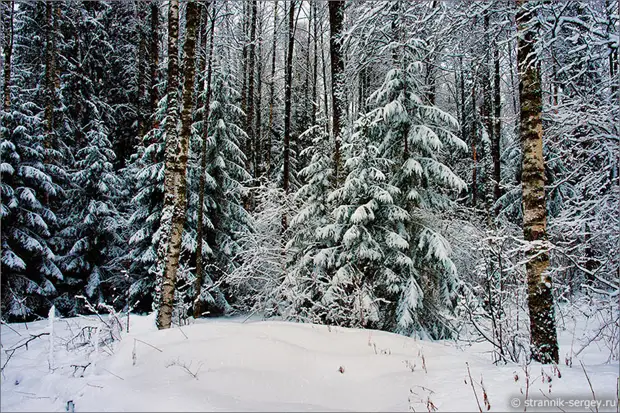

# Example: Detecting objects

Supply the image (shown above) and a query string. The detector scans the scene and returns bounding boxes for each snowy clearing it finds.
[1,313,618,412]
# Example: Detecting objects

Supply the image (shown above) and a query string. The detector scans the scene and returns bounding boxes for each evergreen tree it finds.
[365,64,467,338]
[55,119,124,312]
[190,65,252,315]
[1,101,61,319]
[124,96,167,312]
[284,112,334,322]
[1,3,63,319]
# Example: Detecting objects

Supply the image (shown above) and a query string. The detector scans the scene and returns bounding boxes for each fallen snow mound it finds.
[1,314,618,412]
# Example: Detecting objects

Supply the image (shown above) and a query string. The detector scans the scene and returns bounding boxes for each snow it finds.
[1,314,618,412]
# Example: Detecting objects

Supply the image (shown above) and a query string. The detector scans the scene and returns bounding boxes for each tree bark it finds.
[2,0,13,112]
[328,0,344,185]
[283,0,295,194]
[193,4,216,319]
[149,2,160,131]
[157,0,199,330]
[471,78,478,208]
[255,4,263,177]
[516,0,559,364]
[240,0,249,159]
[247,0,258,178]
[311,0,318,126]
[266,1,278,176]
[44,1,56,137]
[136,3,148,140]
[492,40,502,208]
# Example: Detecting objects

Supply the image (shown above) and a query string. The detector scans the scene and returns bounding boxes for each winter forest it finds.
[1,0,619,378]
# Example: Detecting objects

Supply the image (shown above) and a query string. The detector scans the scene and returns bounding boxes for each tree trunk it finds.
[2,0,13,112]
[193,4,216,319]
[481,13,493,207]
[44,1,56,137]
[328,0,344,185]
[136,3,147,140]
[471,78,478,208]
[149,2,160,131]
[319,5,329,123]
[247,0,258,178]
[492,40,502,208]
[266,1,278,176]
[516,0,559,364]
[156,0,199,330]
[255,4,263,178]
[240,0,249,160]
[283,0,295,195]
[311,0,318,125]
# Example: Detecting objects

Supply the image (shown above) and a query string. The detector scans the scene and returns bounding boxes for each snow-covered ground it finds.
[1,312,618,412]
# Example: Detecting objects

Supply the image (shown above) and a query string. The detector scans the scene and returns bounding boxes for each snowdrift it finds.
[1,314,617,412]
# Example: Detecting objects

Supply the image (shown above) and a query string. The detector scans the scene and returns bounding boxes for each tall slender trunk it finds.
[157,0,199,330]
[136,3,147,140]
[471,78,478,208]
[149,2,160,131]
[328,0,344,185]
[319,4,329,124]
[194,5,216,319]
[247,0,258,178]
[516,0,559,364]
[2,0,13,112]
[255,5,263,177]
[482,13,493,206]
[282,0,295,195]
[311,0,318,126]
[240,1,249,158]
[44,2,56,138]
[459,57,466,144]
[492,41,502,208]
[303,5,311,132]
[266,1,278,176]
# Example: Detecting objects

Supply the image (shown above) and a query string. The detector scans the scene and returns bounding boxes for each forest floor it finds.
[1,310,618,412]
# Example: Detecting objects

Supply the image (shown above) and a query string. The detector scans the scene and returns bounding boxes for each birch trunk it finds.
[157,0,199,330]
[517,0,559,364]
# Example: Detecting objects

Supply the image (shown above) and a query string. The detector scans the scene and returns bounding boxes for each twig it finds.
[71,363,91,377]
[243,309,259,323]
[134,339,163,352]
[539,389,566,413]
[466,362,483,413]
[580,361,598,413]
[101,368,124,381]
[1,320,22,336]
[178,326,188,339]
[166,359,203,379]
[14,391,50,400]
[1,333,50,372]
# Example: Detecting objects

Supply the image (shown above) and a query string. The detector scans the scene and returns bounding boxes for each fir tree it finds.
[1,101,61,319]
[55,119,124,313]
